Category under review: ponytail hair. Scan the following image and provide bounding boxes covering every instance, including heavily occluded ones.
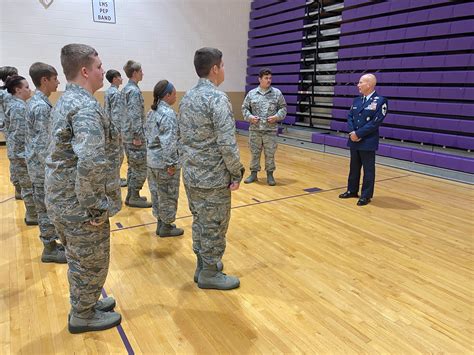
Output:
[5,75,26,95]
[151,80,175,110]
[0,66,18,89]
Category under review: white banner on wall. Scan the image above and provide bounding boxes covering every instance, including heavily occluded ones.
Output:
[92,0,116,24]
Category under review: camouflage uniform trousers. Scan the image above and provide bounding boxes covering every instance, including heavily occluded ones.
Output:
[123,143,147,190]
[9,161,19,186]
[53,218,110,317]
[249,130,278,172]
[10,158,34,208]
[148,167,180,224]
[184,185,231,265]
[32,183,58,246]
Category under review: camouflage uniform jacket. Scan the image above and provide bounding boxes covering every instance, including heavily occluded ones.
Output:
[25,90,53,183]
[145,101,180,169]
[4,96,27,160]
[0,89,12,130]
[45,83,121,223]
[242,86,287,131]
[178,78,244,189]
[122,80,145,144]
[104,85,125,139]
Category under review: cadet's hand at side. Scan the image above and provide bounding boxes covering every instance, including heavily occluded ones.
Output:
[267,115,278,124]
[249,116,260,124]
[229,182,240,191]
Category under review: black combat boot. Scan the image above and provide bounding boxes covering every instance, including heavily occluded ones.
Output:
[41,240,67,263]
[244,171,258,184]
[158,223,184,238]
[197,262,239,290]
[266,171,276,186]
[14,184,22,200]
[126,189,151,208]
[194,254,224,282]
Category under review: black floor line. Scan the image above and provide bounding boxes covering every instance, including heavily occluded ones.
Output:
[111,174,411,233]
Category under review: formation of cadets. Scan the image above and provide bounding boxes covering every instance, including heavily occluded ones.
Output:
[0,44,287,334]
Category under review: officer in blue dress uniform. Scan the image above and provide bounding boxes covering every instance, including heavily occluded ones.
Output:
[339,74,388,206]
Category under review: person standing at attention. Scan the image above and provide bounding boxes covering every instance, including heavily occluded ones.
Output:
[178,48,244,290]
[242,67,287,186]
[45,43,122,333]
[339,73,388,206]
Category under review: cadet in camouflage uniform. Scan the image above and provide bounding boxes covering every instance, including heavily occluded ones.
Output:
[122,60,151,208]
[104,69,127,187]
[146,80,184,238]
[44,44,121,334]
[26,62,66,263]
[0,66,22,199]
[178,48,244,290]
[4,75,38,225]
[242,67,287,186]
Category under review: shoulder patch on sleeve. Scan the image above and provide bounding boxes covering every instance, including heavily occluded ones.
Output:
[382,103,388,116]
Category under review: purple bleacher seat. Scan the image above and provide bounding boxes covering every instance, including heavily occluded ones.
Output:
[336,71,471,85]
[392,128,413,142]
[413,150,437,166]
[235,120,249,130]
[434,154,474,174]
[379,127,392,139]
[331,108,348,120]
[432,118,460,132]
[338,54,474,71]
[247,64,300,76]
[339,19,473,47]
[283,115,296,125]
[458,120,474,134]
[284,95,298,105]
[247,53,301,66]
[311,133,325,144]
[432,133,456,148]
[248,42,302,57]
[252,0,281,10]
[387,146,413,161]
[377,144,391,157]
[342,0,449,21]
[330,120,347,132]
[455,136,474,150]
[250,0,306,19]
[246,74,300,85]
[338,37,474,59]
[411,131,433,145]
[248,31,303,47]
[250,9,304,29]
[249,19,304,38]
[324,135,347,149]
[287,105,297,114]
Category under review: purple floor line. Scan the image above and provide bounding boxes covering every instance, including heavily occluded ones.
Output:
[101,288,135,355]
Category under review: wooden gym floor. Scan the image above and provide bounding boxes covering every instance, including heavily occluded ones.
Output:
[0,135,473,354]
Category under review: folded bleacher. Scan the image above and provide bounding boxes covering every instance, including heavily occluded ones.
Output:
[244,0,474,175]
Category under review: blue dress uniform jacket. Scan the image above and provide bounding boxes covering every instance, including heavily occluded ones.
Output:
[347,92,388,151]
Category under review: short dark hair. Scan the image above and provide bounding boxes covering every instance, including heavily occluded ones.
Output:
[0,66,18,83]
[5,75,27,95]
[106,69,121,83]
[193,47,222,78]
[259,68,272,78]
[29,62,58,87]
[61,43,98,81]
[123,60,141,78]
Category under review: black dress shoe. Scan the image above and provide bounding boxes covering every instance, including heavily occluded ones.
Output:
[339,191,359,199]
[357,198,371,206]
